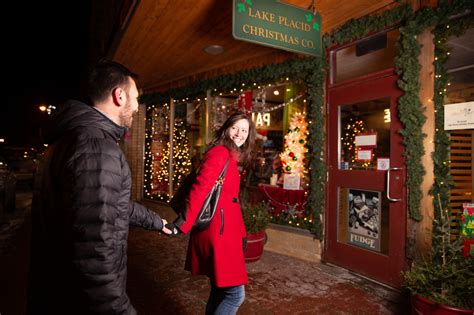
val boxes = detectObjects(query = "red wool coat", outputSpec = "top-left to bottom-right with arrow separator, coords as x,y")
179,145 -> 248,287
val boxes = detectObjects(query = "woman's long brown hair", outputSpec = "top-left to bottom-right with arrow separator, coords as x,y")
209,111 -> 256,165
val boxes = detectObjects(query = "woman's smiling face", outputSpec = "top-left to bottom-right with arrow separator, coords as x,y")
227,118 -> 249,147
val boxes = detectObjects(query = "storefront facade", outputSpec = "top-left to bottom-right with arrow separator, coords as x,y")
108,1 -> 473,289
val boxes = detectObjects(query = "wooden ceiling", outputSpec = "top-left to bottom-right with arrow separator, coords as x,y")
111,0 -> 396,93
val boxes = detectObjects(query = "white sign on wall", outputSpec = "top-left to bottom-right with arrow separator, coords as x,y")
444,102 -> 473,130
283,173 -> 300,190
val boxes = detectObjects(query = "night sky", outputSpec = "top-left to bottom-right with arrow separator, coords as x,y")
2,1 -> 91,147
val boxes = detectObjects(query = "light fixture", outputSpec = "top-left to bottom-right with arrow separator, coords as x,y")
273,90 -> 280,96
204,45 -> 224,55
39,104 -> 56,115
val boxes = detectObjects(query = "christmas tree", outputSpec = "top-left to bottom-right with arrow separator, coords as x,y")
171,121 -> 192,188
341,117 -> 370,168
280,112 -> 308,186
156,120 -> 191,199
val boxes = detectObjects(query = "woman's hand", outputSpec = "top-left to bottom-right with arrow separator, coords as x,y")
161,219 -> 172,235
165,223 -> 179,235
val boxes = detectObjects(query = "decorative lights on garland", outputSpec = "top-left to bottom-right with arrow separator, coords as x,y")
432,16 -> 473,237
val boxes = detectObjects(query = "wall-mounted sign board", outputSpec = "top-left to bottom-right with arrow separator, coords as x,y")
233,0 -> 322,57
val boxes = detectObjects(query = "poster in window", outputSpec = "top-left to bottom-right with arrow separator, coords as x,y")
461,203 -> 474,239
347,189 -> 381,252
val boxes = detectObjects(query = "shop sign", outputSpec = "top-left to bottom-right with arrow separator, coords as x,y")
252,112 -> 271,127
233,0 -> 322,57
444,101 -> 473,130
355,132 -> 376,162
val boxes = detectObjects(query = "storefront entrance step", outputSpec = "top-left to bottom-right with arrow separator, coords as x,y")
265,223 -> 321,263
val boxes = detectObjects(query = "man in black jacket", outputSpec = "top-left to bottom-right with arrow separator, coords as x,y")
27,60 -> 172,314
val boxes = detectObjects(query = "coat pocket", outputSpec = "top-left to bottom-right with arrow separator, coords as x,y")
220,208 -> 224,235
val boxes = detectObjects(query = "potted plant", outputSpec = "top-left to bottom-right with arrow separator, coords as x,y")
242,201 -> 271,263
402,197 -> 474,314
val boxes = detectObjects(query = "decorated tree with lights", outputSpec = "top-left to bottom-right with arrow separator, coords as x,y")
341,117 -> 367,167
269,112 -> 311,229
280,112 -> 308,186
156,120 -> 191,199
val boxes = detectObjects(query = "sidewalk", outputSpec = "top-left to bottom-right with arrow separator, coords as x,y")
0,198 -> 411,315
130,201 -> 411,314
0,192 -> 32,315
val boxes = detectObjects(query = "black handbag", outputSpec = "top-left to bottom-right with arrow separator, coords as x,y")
170,154 -> 230,230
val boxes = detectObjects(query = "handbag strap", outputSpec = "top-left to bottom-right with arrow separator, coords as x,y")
216,153 -> 231,185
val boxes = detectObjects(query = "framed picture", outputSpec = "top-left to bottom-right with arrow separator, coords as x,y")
347,189 -> 381,252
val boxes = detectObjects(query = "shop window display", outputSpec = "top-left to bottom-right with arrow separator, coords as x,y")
145,99 -> 206,201
210,83 -> 312,228
210,83 -> 306,185
144,84 -> 313,229
147,105 -> 170,199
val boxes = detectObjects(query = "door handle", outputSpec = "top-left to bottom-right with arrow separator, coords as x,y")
387,167 -> 402,202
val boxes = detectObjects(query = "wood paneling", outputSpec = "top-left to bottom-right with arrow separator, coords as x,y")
414,28 -> 435,256
111,0 -> 397,92
121,104 -> 146,201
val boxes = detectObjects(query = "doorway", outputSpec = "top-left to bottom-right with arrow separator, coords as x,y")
325,72 -> 406,288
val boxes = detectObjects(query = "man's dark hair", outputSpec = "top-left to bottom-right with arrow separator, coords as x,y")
211,111 -> 256,165
86,59 -> 138,103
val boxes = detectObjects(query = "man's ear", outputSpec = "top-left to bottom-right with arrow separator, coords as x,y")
112,87 -> 125,106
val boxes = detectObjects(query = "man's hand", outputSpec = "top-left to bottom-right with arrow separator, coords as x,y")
161,219 -> 172,235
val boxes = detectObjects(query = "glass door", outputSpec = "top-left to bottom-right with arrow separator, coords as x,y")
325,73 -> 406,288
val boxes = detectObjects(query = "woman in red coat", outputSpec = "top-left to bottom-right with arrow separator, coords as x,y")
173,112 -> 256,315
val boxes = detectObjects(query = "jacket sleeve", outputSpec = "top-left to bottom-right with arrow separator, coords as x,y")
175,146 -> 229,234
66,138 -> 135,313
129,200 -> 163,230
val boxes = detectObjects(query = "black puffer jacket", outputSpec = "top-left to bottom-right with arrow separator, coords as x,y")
27,100 -> 163,315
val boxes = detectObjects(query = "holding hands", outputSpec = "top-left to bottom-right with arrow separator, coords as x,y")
161,219 -> 172,235
165,223 -> 179,235
160,219 -> 179,235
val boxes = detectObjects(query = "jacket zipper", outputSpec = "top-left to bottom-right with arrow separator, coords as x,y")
220,208 -> 224,235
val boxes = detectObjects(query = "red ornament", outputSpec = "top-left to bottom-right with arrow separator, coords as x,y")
289,152 -> 295,158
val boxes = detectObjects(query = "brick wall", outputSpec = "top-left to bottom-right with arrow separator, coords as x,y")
121,104 -> 146,201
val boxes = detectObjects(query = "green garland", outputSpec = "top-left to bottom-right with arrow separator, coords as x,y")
306,59 -> 326,239
323,4 -> 412,47
393,7 -> 438,221
142,0 -> 473,238
324,3 -> 429,220
431,14 -> 473,226
394,0 -> 472,222
326,1 -> 471,222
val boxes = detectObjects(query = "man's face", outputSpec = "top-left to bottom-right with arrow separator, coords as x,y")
119,77 -> 139,128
